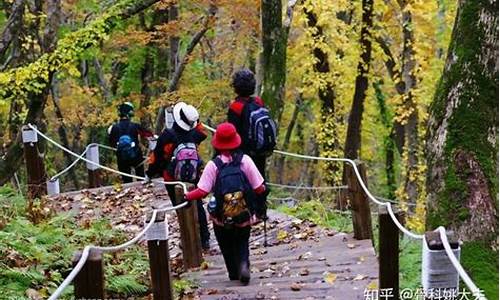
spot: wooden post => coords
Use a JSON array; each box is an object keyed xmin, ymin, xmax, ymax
[
  {"xmin": 379, "ymin": 205, "xmax": 403, "ymax": 299},
  {"xmin": 345, "ymin": 160, "xmax": 373, "ymax": 240},
  {"xmin": 22, "ymin": 125, "xmax": 47, "ymax": 199},
  {"xmin": 86, "ymin": 144, "xmax": 101, "ymax": 188},
  {"xmin": 174, "ymin": 185, "xmax": 202, "ymax": 269},
  {"xmin": 73, "ymin": 249, "xmax": 105, "ymax": 299},
  {"xmin": 146, "ymin": 210, "xmax": 173, "ymax": 300}
]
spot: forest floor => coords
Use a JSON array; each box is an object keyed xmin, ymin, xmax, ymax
[{"xmin": 1, "ymin": 182, "xmax": 496, "ymax": 299}]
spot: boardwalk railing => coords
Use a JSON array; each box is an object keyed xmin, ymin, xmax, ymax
[{"xmin": 22, "ymin": 123, "xmax": 487, "ymax": 300}]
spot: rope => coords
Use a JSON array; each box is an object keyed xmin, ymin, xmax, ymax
[
  {"xmin": 202, "ymin": 123, "xmax": 422, "ymax": 239},
  {"xmin": 437, "ymin": 227, "xmax": 486, "ymax": 300},
  {"xmin": 48, "ymin": 198, "xmax": 185, "ymax": 300},
  {"xmin": 50, "ymin": 144, "xmax": 92, "ymax": 180},
  {"xmin": 267, "ymin": 182, "xmax": 347, "ymax": 190},
  {"xmin": 36, "ymin": 123, "xmax": 482, "ymax": 297},
  {"xmin": 27, "ymin": 124, "xmax": 188, "ymax": 194},
  {"xmin": 13, "ymin": 172, "xmax": 23, "ymax": 198}
]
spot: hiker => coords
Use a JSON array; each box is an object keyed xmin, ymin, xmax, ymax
[
  {"xmin": 108, "ymin": 102, "xmax": 153, "ymax": 183},
  {"xmin": 183, "ymin": 122, "xmax": 268, "ymax": 285},
  {"xmin": 227, "ymin": 68, "xmax": 276, "ymax": 220},
  {"xmin": 146, "ymin": 102, "xmax": 210, "ymax": 250}
]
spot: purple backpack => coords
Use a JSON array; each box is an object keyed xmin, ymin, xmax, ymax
[{"xmin": 172, "ymin": 142, "xmax": 200, "ymax": 183}]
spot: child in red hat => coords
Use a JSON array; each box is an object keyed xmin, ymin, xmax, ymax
[{"xmin": 185, "ymin": 122, "xmax": 267, "ymax": 285}]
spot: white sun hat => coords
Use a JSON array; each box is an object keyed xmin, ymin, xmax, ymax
[{"xmin": 173, "ymin": 102, "xmax": 199, "ymax": 131}]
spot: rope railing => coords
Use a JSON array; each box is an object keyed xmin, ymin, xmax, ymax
[
  {"xmin": 202, "ymin": 123, "xmax": 485, "ymax": 298},
  {"xmin": 49, "ymin": 143, "xmax": 92, "ymax": 180},
  {"xmin": 24, "ymin": 125, "xmax": 191, "ymax": 300},
  {"xmin": 26, "ymin": 123, "xmax": 485, "ymax": 299},
  {"xmin": 267, "ymin": 182, "xmax": 347, "ymax": 190},
  {"xmin": 28, "ymin": 124, "xmax": 187, "ymax": 193},
  {"xmin": 48, "ymin": 204, "xmax": 185, "ymax": 300}
]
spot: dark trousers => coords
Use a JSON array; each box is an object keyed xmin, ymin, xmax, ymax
[
  {"xmin": 166, "ymin": 184, "xmax": 210, "ymax": 245},
  {"xmin": 249, "ymin": 154, "xmax": 267, "ymax": 181},
  {"xmin": 213, "ymin": 225, "xmax": 251, "ymax": 279},
  {"xmin": 117, "ymin": 157, "xmax": 144, "ymax": 183}
]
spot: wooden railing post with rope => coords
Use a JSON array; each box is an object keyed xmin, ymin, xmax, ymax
[
  {"xmin": 86, "ymin": 143, "xmax": 101, "ymax": 188},
  {"xmin": 344, "ymin": 160, "xmax": 373, "ymax": 240},
  {"xmin": 72, "ymin": 248, "xmax": 105, "ymax": 299},
  {"xmin": 22, "ymin": 125, "xmax": 47, "ymax": 199},
  {"xmin": 175, "ymin": 185, "xmax": 203, "ymax": 269},
  {"xmin": 23, "ymin": 124, "xmax": 484, "ymax": 300},
  {"xmin": 146, "ymin": 210, "xmax": 174, "ymax": 300}
]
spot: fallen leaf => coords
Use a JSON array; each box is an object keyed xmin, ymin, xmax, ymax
[
  {"xmin": 347, "ymin": 243, "xmax": 357, "ymax": 249},
  {"xmin": 353, "ymin": 274, "xmax": 367, "ymax": 281},
  {"xmin": 366, "ymin": 280, "xmax": 378, "ymax": 290},
  {"xmin": 324, "ymin": 272, "xmax": 337, "ymax": 284},
  {"xmin": 290, "ymin": 283, "xmax": 302, "ymax": 291},
  {"xmin": 297, "ymin": 251, "xmax": 313, "ymax": 260},
  {"xmin": 200, "ymin": 261, "xmax": 209, "ymax": 270},
  {"xmin": 299, "ymin": 268, "xmax": 310, "ymax": 276},
  {"xmin": 277, "ymin": 230, "xmax": 288, "ymax": 241}
]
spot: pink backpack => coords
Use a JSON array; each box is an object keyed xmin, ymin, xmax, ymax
[{"xmin": 172, "ymin": 143, "xmax": 200, "ymax": 183}]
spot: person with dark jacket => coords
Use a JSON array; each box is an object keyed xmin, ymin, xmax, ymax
[
  {"xmin": 227, "ymin": 68, "xmax": 267, "ymax": 178},
  {"xmin": 227, "ymin": 69, "xmax": 270, "ymax": 220},
  {"xmin": 108, "ymin": 102, "xmax": 153, "ymax": 183},
  {"xmin": 146, "ymin": 102, "xmax": 210, "ymax": 249},
  {"xmin": 184, "ymin": 122, "xmax": 267, "ymax": 285}
]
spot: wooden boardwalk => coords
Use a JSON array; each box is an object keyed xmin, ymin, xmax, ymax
[
  {"xmin": 186, "ymin": 211, "xmax": 378, "ymax": 300},
  {"xmin": 50, "ymin": 182, "xmax": 378, "ymax": 300}
]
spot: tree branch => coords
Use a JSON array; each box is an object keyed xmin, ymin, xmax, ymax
[
  {"xmin": 0, "ymin": 0, "xmax": 163, "ymax": 186},
  {"xmin": 167, "ymin": 4, "xmax": 217, "ymax": 92}
]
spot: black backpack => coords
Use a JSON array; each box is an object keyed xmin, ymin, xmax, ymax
[
  {"xmin": 241, "ymin": 99, "xmax": 277, "ymax": 155},
  {"xmin": 213, "ymin": 152, "xmax": 255, "ymax": 224}
]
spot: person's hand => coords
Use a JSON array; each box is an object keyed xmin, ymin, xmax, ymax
[
  {"xmin": 143, "ymin": 174, "xmax": 152, "ymax": 184},
  {"xmin": 182, "ymin": 195, "xmax": 192, "ymax": 209}
]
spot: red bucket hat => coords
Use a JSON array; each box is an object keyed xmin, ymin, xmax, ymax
[{"xmin": 211, "ymin": 122, "xmax": 241, "ymax": 151}]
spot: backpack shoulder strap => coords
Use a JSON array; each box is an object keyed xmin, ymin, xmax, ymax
[
  {"xmin": 213, "ymin": 156, "xmax": 225, "ymax": 170},
  {"xmin": 231, "ymin": 151, "xmax": 244, "ymax": 165}
]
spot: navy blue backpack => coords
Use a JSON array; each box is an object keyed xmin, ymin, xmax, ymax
[{"xmin": 213, "ymin": 152, "xmax": 255, "ymax": 224}]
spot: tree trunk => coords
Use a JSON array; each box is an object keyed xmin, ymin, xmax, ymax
[
  {"xmin": 426, "ymin": 0, "xmax": 498, "ymax": 248},
  {"xmin": 374, "ymin": 81, "xmax": 396, "ymax": 199},
  {"xmin": 275, "ymin": 93, "xmax": 302, "ymax": 183},
  {"xmin": 261, "ymin": 0, "xmax": 287, "ymax": 124},
  {"xmin": 400, "ymin": 3, "xmax": 420, "ymax": 211},
  {"xmin": 343, "ymin": 0, "xmax": 373, "ymax": 159},
  {"xmin": 0, "ymin": 0, "xmax": 164, "ymax": 185},
  {"xmin": 51, "ymin": 76, "xmax": 80, "ymax": 189}
]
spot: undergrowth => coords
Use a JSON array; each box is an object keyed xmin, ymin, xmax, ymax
[{"xmin": 0, "ymin": 186, "xmax": 150, "ymax": 298}]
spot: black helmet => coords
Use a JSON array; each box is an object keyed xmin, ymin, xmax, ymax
[
  {"xmin": 118, "ymin": 102, "xmax": 134, "ymax": 118},
  {"xmin": 231, "ymin": 68, "xmax": 256, "ymax": 97}
]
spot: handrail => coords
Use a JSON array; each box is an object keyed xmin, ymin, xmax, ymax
[{"xmin": 203, "ymin": 122, "xmax": 485, "ymax": 296}]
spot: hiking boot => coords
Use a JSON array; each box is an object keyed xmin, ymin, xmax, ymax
[
  {"xmin": 228, "ymin": 274, "xmax": 239, "ymax": 280},
  {"xmin": 239, "ymin": 262, "xmax": 250, "ymax": 285}
]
